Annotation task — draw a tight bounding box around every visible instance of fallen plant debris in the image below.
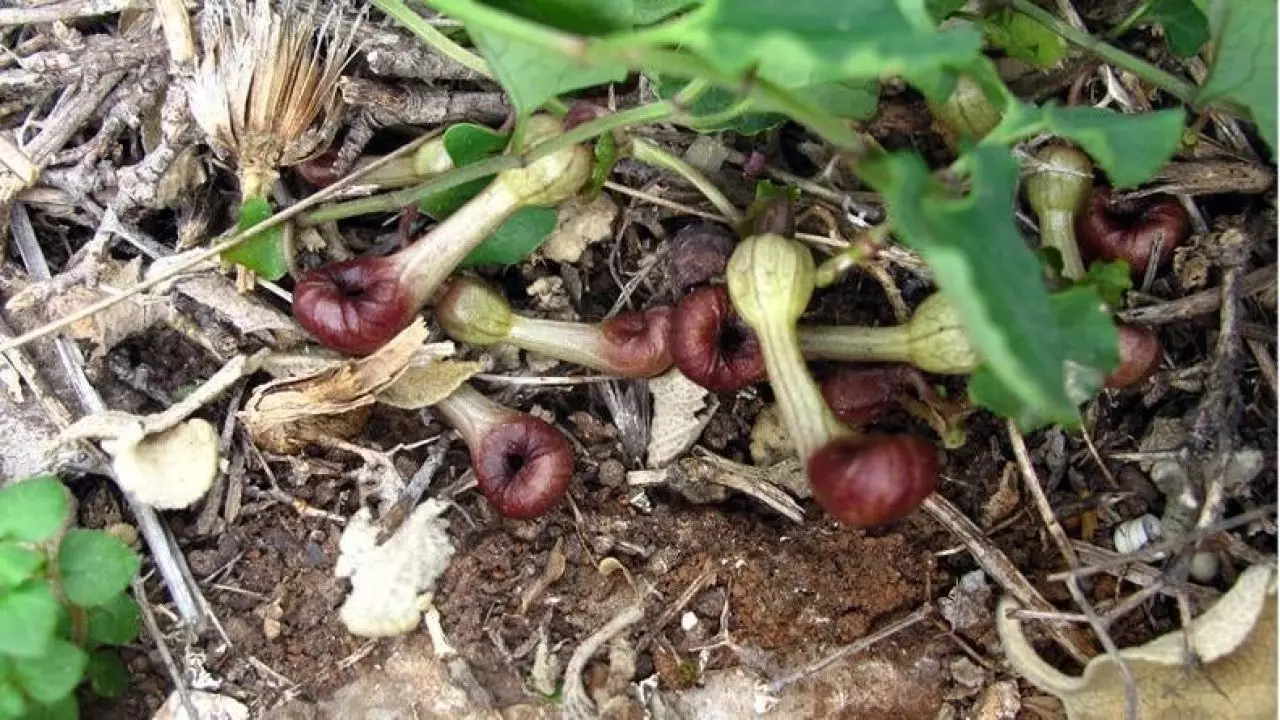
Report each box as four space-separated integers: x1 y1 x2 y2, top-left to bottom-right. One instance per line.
0 0 1273 718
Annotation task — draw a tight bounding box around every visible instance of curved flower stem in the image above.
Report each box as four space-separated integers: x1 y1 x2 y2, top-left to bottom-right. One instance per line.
797 324 911 365
301 85 710 225
1010 0 1198 104
629 137 743 223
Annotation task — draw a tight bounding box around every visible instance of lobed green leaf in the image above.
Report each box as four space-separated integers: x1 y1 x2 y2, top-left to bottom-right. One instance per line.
86 650 128 698
56 530 140 609
0 581 58 658
970 286 1118 429
1197 0 1277 157
0 476 68 543
1145 0 1209 57
0 542 41 590
864 144 1080 425
13 639 86 704
86 593 140 647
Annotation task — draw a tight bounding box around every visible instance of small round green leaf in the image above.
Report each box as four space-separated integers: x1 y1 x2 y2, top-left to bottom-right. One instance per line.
13 639 86 704
23 694 77 720
459 207 559 268
0 476 68 543
56 530 140 608
86 593 140 646
222 196 288 281
441 123 509 167
0 674 27 719
0 542 41 589
86 650 128 698
0 580 58 657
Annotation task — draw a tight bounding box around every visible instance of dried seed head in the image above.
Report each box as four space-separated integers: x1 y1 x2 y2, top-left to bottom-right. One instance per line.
188 0 363 198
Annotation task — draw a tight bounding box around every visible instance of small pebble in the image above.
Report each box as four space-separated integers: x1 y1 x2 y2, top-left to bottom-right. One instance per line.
598 459 627 487
680 612 699 632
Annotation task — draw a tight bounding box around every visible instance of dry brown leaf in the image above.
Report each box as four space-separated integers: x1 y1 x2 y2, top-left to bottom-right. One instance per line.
45 258 167 354
646 368 716 468
243 320 429 453
998 563 1277 720
377 359 483 410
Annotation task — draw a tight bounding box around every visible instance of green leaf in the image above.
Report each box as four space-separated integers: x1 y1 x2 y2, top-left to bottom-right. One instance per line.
0 476 67 543
86 593 139 647
222 196 287 281
57 530 140 608
677 0 983 87
0 674 25 720
419 124 511 219
0 542 41 589
22 695 77 720
586 129 619 196
634 0 700 25
970 286 1117 429
459 207 560 267
1145 0 1209 56
0 580 58 657
652 75 785 134
792 78 879 121
13 639 86 704
1198 0 1277 157
85 650 128 698
441 123 510 166
981 8 1067 68
469 0 631 117
1080 260 1133 308
1040 106 1185 187
865 145 1079 425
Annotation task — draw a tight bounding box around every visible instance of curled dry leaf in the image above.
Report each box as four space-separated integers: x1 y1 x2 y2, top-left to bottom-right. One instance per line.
335 499 455 637
540 194 619 263
646 368 717 468
997 563 1277 720
243 320 429 453
376 359 484 410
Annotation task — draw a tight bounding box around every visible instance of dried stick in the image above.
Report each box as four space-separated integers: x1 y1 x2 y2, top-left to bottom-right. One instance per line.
9 203 207 629
921 494 1093 663
1008 420 1079 569
0 0 145 25
767 604 933 693
562 604 644 720
1117 265 1274 325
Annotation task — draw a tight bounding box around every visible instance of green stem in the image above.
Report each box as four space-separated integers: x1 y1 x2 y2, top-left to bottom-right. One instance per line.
629 137 742 222
300 154 519 224
375 0 492 78
1106 0 1155 40
1011 0 1198 103
375 0 569 115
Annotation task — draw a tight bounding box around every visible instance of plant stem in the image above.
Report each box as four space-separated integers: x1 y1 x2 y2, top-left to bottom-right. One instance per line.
1011 0 1198 103
797 324 912 364
1106 0 1155 40
629 137 742 223
374 0 491 78
374 0 570 115
300 154 519 224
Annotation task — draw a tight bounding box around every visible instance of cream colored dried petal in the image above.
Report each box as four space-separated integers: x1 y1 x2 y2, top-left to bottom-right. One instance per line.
188 0 362 195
